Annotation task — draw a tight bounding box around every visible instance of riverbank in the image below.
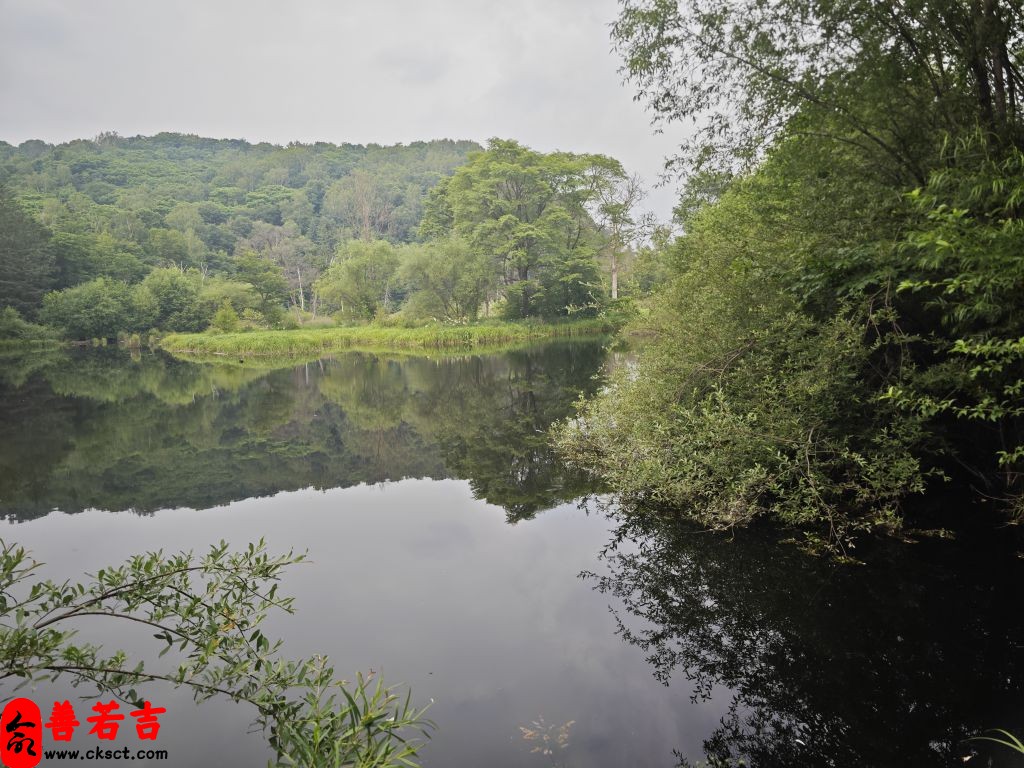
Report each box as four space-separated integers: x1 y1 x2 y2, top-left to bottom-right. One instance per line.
159 319 616 358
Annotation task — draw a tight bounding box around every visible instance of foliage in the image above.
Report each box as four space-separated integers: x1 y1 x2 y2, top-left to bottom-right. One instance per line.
967 729 1024 756
885 138 1024 494
3 134 642 334
316 240 401 321
0 134 479 330
138 267 206 332
557 311 923 550
399 237 494 321
40 277 143 339
211 298 241 333
51 232 148 288
419 139 639 319
0 188 55 318
612 0 1023 182
233 250 291 314
160 319 615 357
0 539 433 767
556 0 1024 545
0 307 59 344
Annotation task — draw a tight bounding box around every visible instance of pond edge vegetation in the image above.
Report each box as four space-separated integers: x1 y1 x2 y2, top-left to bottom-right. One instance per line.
0 539 434 768
158 318 617 357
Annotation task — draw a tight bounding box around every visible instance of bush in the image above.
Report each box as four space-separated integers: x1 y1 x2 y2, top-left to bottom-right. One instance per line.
557 311 923 552
40 277 136 339
210 298 241 332
0 540 434 767
0 306 59 342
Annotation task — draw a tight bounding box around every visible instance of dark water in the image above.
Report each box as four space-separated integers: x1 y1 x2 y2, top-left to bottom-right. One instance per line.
1 343 1023 767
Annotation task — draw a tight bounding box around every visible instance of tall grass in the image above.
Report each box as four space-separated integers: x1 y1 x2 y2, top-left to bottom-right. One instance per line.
160 319 614 358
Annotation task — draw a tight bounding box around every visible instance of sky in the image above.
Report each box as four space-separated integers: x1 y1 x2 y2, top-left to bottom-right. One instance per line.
0 0 687 221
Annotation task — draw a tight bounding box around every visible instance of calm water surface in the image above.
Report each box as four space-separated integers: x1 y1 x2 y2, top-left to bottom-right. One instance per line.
1 343 1022 767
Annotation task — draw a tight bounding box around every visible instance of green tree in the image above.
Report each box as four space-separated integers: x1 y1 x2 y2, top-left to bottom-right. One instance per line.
0 307 57 342
52 232 147 288
234 250 289 316
399 237 494 321
0 188 55 318
40 277 138 339
315 240 401 320
211 297 241 332
322 169 395 241
138 267 205 331
584 161 646 300
146 228 193 266
428 139 568 287
420 140 620 318
612 0 1024 183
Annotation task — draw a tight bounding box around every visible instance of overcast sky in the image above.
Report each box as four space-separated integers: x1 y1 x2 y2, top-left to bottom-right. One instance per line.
0 0 686 220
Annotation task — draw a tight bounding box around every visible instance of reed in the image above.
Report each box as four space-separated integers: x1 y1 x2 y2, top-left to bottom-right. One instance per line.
160 319 614 358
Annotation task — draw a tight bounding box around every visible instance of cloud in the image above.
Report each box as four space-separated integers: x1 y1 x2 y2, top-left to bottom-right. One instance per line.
0 0 687 220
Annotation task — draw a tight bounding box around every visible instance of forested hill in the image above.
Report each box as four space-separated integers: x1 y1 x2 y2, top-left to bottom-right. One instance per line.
0 133 480 309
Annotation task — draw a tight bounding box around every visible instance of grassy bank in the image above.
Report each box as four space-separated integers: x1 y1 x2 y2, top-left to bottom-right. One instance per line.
159 319 616 358
0 338 63 350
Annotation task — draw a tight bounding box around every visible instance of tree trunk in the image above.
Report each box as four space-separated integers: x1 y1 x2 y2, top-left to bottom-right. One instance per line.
611 249 619 300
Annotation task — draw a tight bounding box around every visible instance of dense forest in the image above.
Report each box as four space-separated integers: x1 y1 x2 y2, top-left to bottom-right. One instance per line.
557 0 1024 552
0 133 657 340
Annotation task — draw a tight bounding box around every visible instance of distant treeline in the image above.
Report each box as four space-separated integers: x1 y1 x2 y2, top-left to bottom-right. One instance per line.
0 133 662 341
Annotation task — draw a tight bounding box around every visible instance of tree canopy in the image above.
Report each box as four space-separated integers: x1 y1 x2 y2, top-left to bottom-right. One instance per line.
1 134 648 335
558 0 1024 549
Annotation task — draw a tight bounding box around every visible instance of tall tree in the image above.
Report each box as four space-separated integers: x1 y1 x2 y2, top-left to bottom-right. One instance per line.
419 140 623 317
583 158 647 299
613 0 1024 184
323 170 395 242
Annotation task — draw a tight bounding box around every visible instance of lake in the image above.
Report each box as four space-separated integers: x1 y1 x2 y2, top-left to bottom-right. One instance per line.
1 341 1022 767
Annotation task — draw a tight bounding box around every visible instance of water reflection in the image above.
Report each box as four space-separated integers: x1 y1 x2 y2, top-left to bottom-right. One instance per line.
0 342 607 522
588 506 1024 767
4 344 1023 767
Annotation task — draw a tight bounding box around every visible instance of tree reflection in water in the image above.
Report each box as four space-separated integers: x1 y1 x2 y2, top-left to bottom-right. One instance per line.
0 342 607 522
587 504 1024 767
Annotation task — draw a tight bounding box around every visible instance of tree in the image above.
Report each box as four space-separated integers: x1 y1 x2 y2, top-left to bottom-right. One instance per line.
419 140 622 317
138 267 205 331
234 250 289 315
51 232 147 288
323 170 395 241
583 159 647 299
399 237 494 321
0 188 55 318
557 0 1024 544
211 299 241 332
433 139 565 286
0 540 433 768
239 222 320 311
40 277 142 339
612 0 1024 184
0 307 56 342
315 239 401 320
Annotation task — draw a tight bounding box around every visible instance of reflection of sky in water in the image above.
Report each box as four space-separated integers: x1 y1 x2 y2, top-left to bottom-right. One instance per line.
3 479 728 768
